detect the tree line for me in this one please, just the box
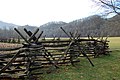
[0,14,120,39]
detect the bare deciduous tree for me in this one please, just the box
[92,0,120,15]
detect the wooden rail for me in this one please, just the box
[0,28,111,79]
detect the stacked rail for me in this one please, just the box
[0,27,111,79]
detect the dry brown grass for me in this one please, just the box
[0,43,22,48]
[0,43,22,54]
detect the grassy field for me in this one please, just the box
[108,37,120,50]
[38,37,120,80]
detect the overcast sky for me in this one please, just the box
[0,0,99,26]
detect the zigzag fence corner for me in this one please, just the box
[0,27,111,79]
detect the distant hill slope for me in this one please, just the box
[1,14,120,38]
[0,21,18,29]
[39,21,67,37]
[17,25,37,31]
[39,15,120,37]
[38,15,105,37]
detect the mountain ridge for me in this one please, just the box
[0,14,120,38]
[0,21,19,29]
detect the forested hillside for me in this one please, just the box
[0,14,120,38]
[39,15,120,37]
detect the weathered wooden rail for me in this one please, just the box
[0,27,111,79]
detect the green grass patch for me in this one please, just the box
[39,51,120,80]
[36,37,120,80]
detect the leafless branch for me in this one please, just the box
[92,0,120,15]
